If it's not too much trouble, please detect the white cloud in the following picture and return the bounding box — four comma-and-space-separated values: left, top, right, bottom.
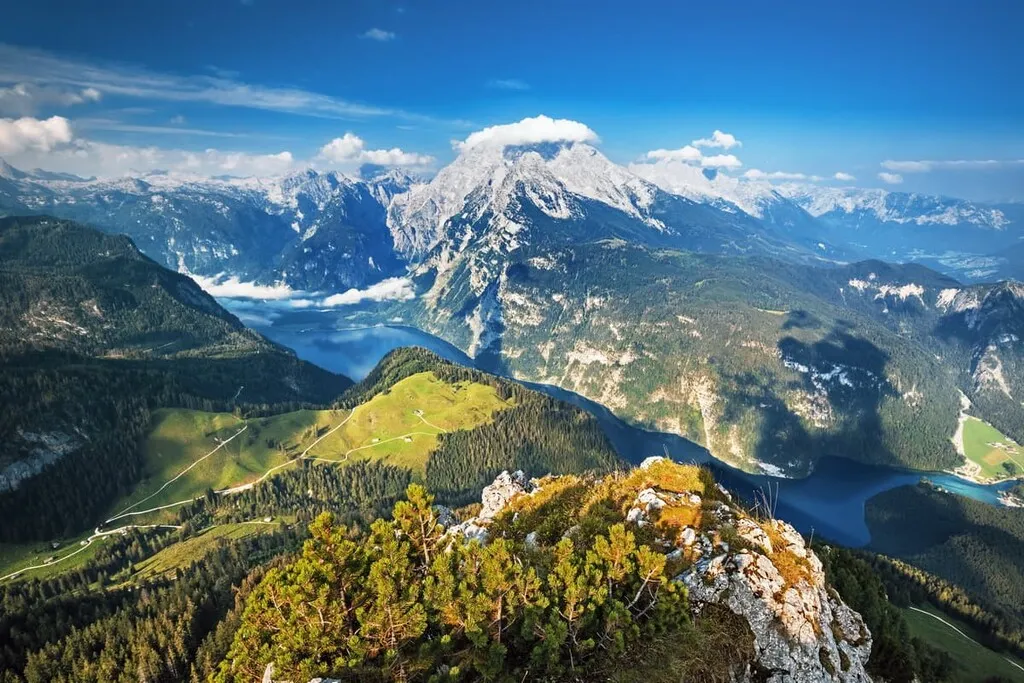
0, 43, 462, 125
76, 118, 252, 138
0, 115, 73, 155
4, 119, 429, 178
456, 115, 599, 151
487, 79, 529, 91
700, 154, 742, 169
169, 114, 186, 125
7, 137, 297, 178
878, 172, 904, 185
743, 169, 812, 181
644, 145, 701, 163
833, 171, 855, 181
362, 28, 396, 41
692, 130, 741, 150
192, 274, 416, 316
639, 132, 743, 170
190, 274, 304, 300
881, 158, 1024, 173
320, 277, 416, 306
0, 83, 101, 116
318, 133, 363, 161
317, 132, 434, 168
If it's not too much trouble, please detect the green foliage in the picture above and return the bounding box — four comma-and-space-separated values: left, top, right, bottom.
217, 484, 690, 682
900, 605, 1024, 683
334, 347, 623, 505
0, 528, 301, 682
867, 484, 1024, 627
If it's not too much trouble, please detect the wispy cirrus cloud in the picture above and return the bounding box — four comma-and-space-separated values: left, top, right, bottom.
361, 28, 396, 41
0, 43, 463, 126
881, 158, 1024, 173
487, 78, 530, 91
75, 118, 256, 138
0, 82, 101, 116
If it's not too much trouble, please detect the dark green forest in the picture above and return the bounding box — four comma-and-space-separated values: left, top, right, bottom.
866, 483, 1024, 653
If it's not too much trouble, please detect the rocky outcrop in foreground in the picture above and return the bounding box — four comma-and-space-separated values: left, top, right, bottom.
447, 458, 872, 683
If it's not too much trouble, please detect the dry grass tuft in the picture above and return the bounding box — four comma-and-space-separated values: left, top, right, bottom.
624, 460, 706, 496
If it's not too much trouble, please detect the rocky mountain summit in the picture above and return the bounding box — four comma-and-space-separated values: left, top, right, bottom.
440, 458, 872, 683
264, 458, 872, 682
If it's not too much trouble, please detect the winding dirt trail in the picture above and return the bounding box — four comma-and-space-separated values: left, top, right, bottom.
3, 409, 448, 583
106, 425, 248, 524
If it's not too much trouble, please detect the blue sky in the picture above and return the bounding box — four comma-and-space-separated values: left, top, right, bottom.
1, 0, 1022, 200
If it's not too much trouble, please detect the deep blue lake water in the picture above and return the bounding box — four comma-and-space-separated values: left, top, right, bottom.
255, 321, 1013, 548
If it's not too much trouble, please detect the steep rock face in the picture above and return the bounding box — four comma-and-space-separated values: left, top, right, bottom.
445, 459, 873, 682
681, 514, 871, 682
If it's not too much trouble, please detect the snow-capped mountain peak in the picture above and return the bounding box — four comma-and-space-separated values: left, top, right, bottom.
387, 141, 671, 259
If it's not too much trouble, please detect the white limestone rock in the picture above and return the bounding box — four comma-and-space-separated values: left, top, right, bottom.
679, 519, 872, 683
479, 470, 532, 520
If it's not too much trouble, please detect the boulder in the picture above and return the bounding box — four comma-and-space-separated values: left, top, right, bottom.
479, 470, 532, 520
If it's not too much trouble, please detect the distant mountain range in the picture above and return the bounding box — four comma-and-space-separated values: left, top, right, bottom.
1, 146, 1021, 477
2, 146, 1021, 290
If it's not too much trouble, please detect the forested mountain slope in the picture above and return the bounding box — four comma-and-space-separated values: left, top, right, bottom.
0, 216, 351, 541
0, 348, 625, 681
406, 240, 1021, 476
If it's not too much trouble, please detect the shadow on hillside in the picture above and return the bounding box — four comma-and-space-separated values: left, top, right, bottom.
719, 326, 899, 472
782, 309, 823, 330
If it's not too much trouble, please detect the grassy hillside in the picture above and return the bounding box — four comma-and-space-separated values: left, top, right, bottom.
110, 371, 515, 524
128, 522, 282, 582
962, 416, 1023, 481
